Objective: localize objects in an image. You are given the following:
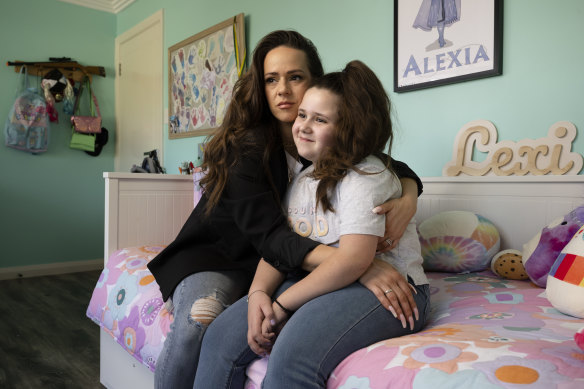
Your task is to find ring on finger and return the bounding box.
[384,288,393,295]
[385,238,393,247]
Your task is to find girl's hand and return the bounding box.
[359,258,419,331]
[373,193,417,253]
[260,300,290,340]
[255,301,290,355]
[247,291,276,356]
[272,300,290,330]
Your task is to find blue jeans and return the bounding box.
[154,270,249,389]
[194,277,431,389]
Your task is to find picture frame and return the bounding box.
[394,0,503,92]
[168,13,246,138]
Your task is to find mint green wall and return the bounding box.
[2,0,581,270]
[0,0,115,268]
[117,0,583,177]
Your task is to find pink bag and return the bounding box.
[71,78,101,134]
[71,115,101,134]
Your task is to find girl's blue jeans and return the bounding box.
[194,276,431,389]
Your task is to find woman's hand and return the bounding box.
[247,291,276,356]
[359,258,419,331]
[373,178,418,253]
[258,300,289,345]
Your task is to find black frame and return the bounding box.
[394,0,503,92]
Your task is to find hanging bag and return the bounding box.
[70,77,102,134]
[70,77,97,152]
[4,66,50,154]
[70,129,96,152]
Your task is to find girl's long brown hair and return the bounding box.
[199,30,323,215]
[310,60,394,213]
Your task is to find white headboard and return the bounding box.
[104,172,194,263]
[103,173,584,264]
[416,176,584,251]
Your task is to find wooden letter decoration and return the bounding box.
[443,120,583,176]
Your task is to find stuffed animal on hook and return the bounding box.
[41,69,69,123]
[41,69,67,102]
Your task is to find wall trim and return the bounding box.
[56,0,135,14]
[0,259,103,280]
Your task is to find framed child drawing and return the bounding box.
[168,13,246,138]
[394,0,503,92]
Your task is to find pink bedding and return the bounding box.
[87,247,584,387]
[327,272,584,389]
[87,246,172,371]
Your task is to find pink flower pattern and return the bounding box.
[88,252,584,385]
[329,271,584,388]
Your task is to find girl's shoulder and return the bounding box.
[335,155,400,211]
[341,155,399,193]
[353,155,389,174]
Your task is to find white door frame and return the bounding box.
[114,9,164,172]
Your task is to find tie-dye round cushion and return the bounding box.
[418,211,500,273]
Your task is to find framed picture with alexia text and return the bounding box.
[394,0,503,92]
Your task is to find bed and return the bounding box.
[88,173,584,389]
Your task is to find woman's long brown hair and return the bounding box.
[199,30,324,215]
[309,60,395,213]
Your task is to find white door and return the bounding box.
[114,10,163,172]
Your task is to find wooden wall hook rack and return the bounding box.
[6,60,106,82]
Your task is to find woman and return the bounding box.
[194,60,430,389]
[147,30,422,389]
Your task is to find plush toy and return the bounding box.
[491,249,528,280]
[546,225,584,318]
[41,69,68,102]
[418,211,500,273]
[522,206,584,287]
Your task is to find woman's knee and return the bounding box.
[189,294,226,327]
[176,276,242,328]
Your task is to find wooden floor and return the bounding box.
[0,270,103,388]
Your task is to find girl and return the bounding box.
[194,60,430,389]
[148,31,423,389]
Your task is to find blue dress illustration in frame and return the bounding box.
[413,0,462,48]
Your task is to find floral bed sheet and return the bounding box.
[327,272,584,389]
[87,246,171,372]
[87,248,584,387]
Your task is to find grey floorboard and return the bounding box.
[0,270,102,389]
